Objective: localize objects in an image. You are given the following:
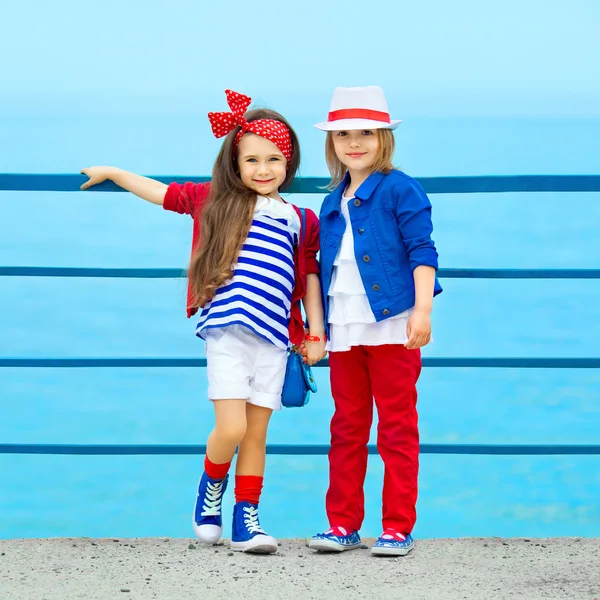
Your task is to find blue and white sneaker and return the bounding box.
[371,530,415,556]
[308,526,362,552]
[230,501,278,554]
[192,472,228,544]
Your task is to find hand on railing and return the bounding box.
[80,166,115,190]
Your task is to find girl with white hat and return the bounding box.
[308,86,442,557]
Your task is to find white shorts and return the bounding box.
[205,324,287,411]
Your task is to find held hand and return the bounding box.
[297,342,307,360]
[405,311,431,350]
[303,339,327,366]
[80,166,115,190]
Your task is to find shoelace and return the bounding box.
[200,480,225,517]
[243,506,266,534]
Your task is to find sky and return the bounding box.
[0,0,599,118]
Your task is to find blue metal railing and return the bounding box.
[2,357,600,368]
[2,173,599,456]
[1,443,599,456]
[1,266,600,279]
[2,173,600,194]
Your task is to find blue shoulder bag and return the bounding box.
[281,208,318,408]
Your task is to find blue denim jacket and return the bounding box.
[319,170,442,330]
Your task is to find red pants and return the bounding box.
[326,344,422,534]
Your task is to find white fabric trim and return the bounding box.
[327,196,413,352]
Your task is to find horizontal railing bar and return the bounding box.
[1,358,599,368]
[2,174,600,194]
[2,267,600,279]
[440,269,600,279]
[0,267,187,278]
[0,443,598,456]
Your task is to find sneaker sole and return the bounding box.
[308,539,362,552]
[370,544,414,556]
[230,535,278,554]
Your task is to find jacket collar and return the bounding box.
[321,170,386,216]
[355,170,386,200]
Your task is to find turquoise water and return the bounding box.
[1,116,600,540]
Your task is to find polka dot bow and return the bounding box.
[207,89,293,162]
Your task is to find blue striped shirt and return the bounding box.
[196,196,300,349]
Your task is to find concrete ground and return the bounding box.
[0,537,598,600]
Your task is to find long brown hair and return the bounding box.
[325,128,396,189]
[189,109,301,307]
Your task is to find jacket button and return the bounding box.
[382,309,390,316]
[353,199,361,207]
[363,255,371,263]
[357,228,364,235]
[372,284,380,292]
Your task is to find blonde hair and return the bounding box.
[325,128,396,190]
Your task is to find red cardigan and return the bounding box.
[163,182,320,347]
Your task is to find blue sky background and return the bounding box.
[1,0,599,118]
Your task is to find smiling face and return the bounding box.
[331,129,381,178]
[236,133,288,198]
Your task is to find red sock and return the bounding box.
[235,475,264,505]
[204,455,231,480]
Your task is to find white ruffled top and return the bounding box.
[327,195,412,352]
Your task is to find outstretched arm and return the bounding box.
[80,166,168,206]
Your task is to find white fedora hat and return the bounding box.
[314,86,401,131]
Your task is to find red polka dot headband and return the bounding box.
[208,90,293,162]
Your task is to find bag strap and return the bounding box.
[297,207,308,338]
[299,207,306,246]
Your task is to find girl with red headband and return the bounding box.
[81,90,326,554]
[307,86,442,557]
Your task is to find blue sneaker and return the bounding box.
[371,530,415,556]
[308,526,362,552]
[230,501,278,554]
[192,472,228,544]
